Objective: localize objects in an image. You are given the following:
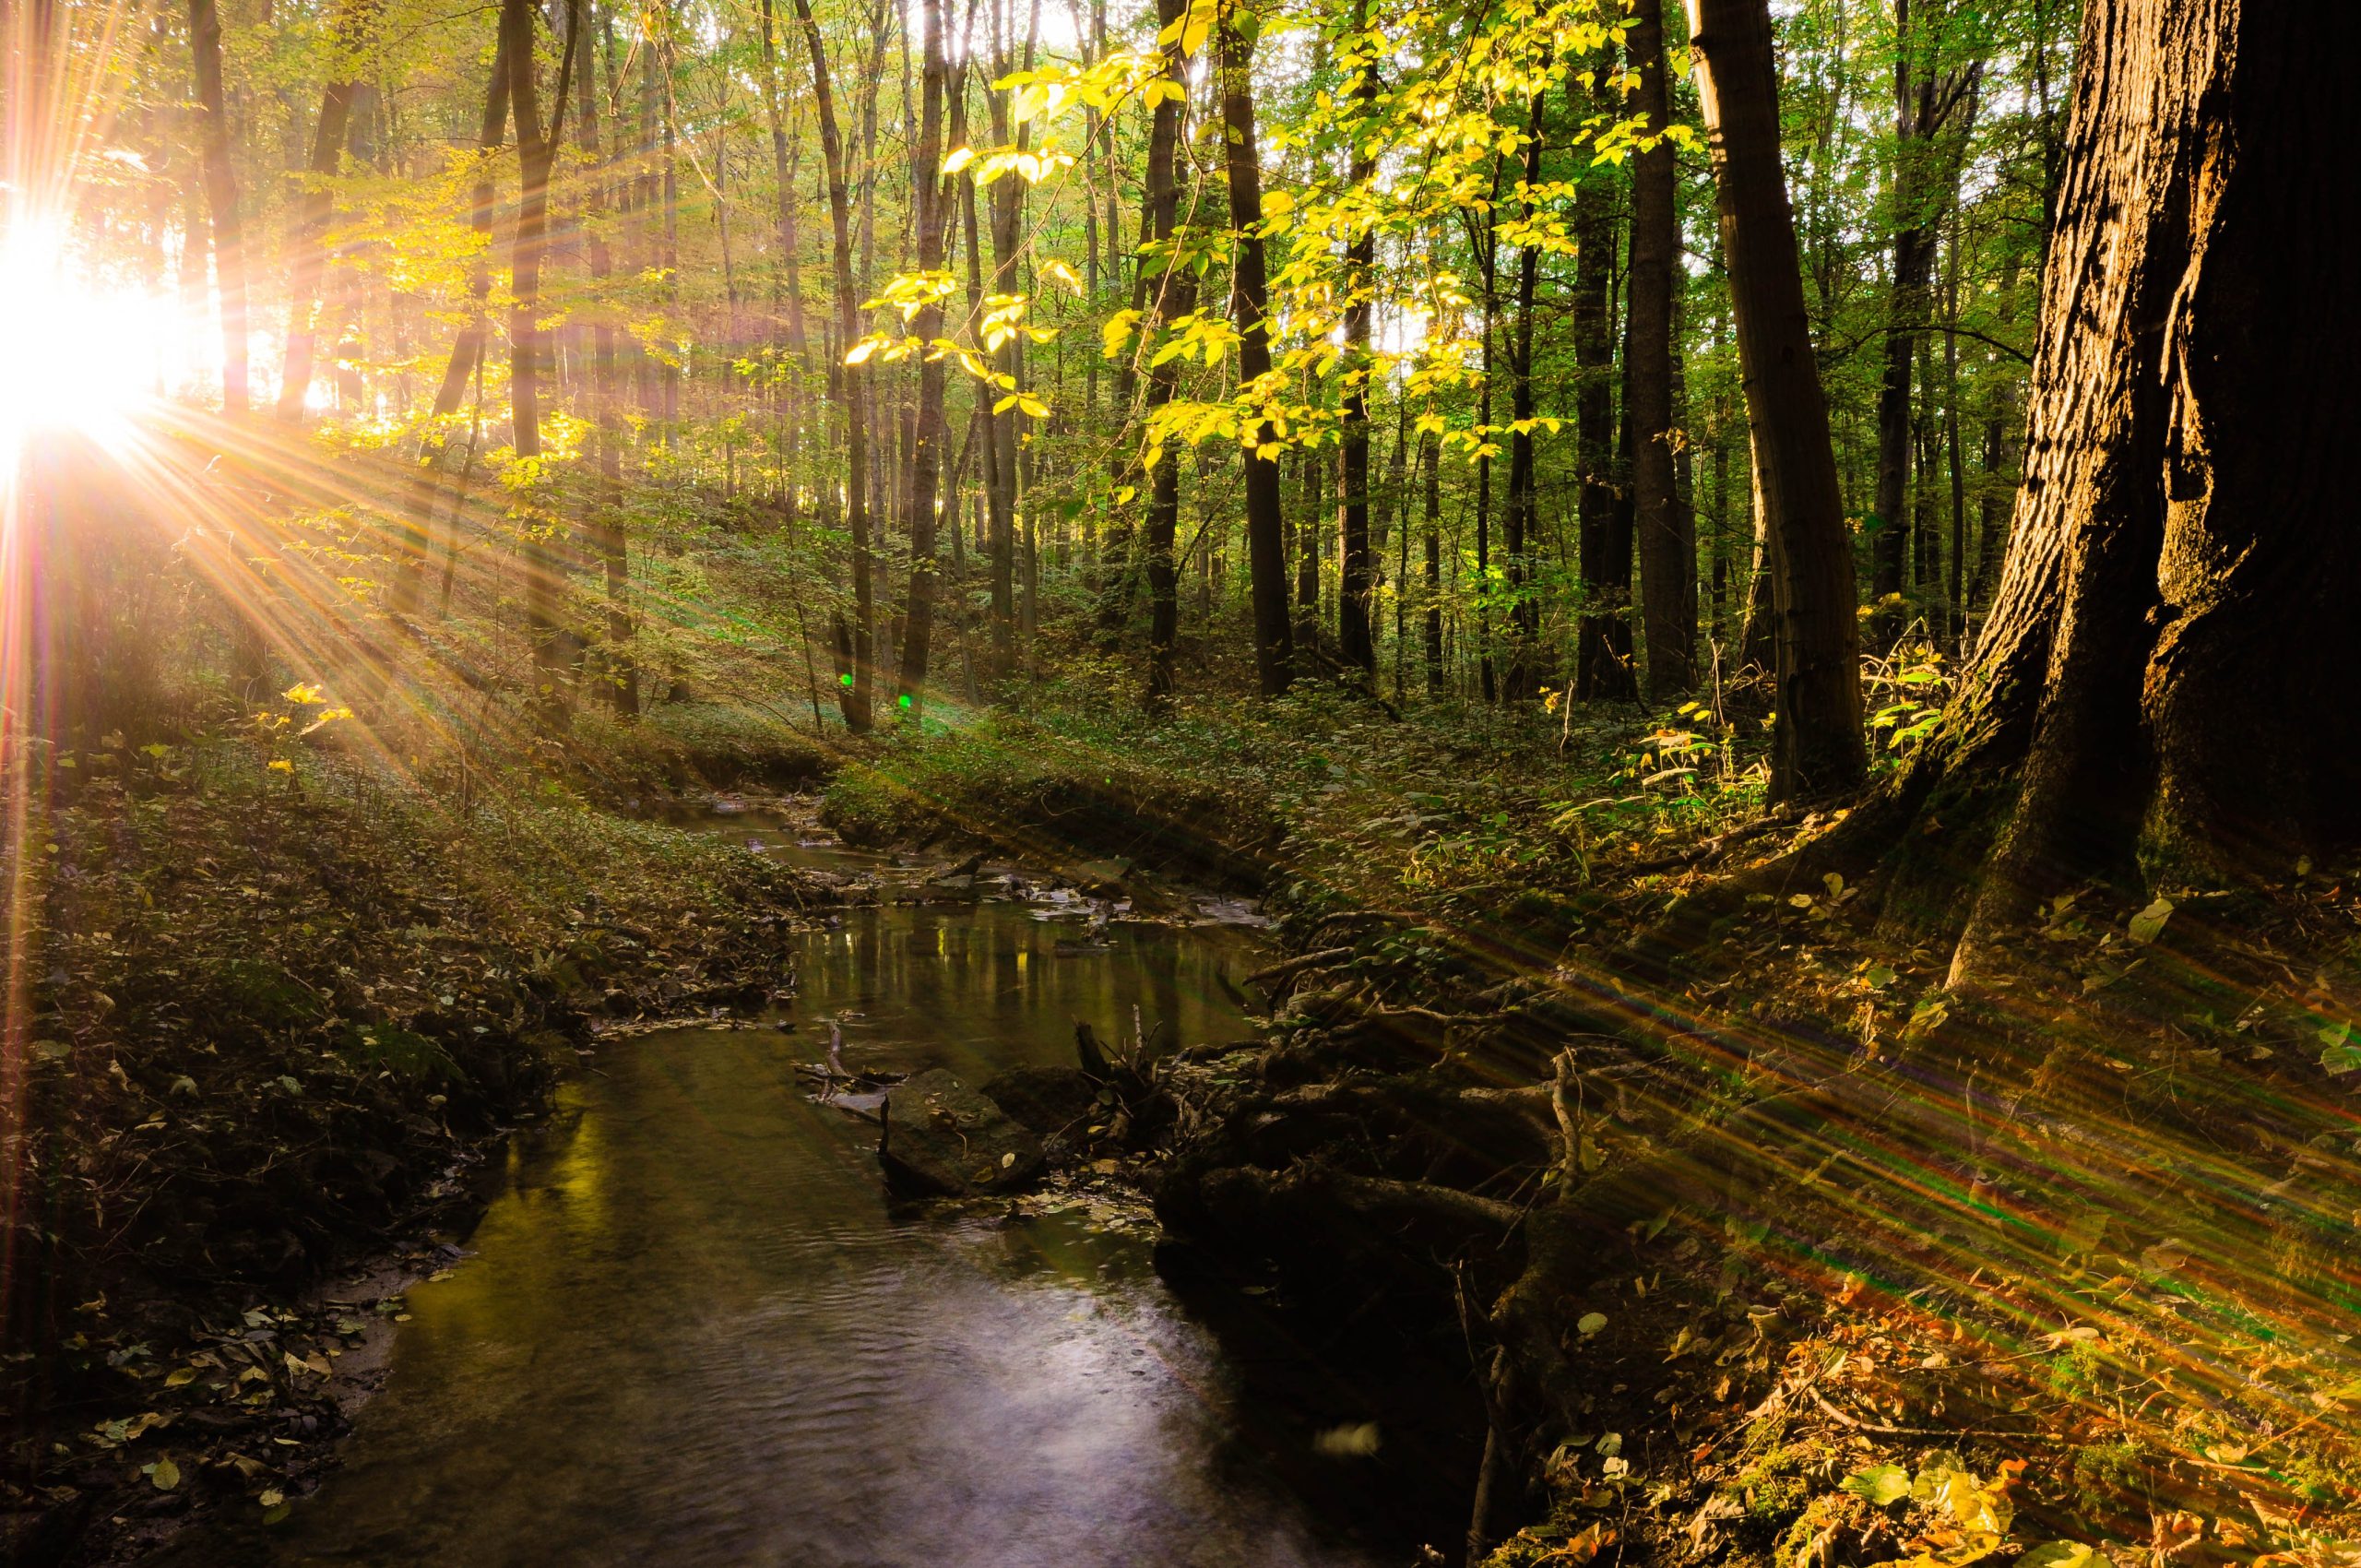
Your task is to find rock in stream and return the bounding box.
[878,1069,1046,1197]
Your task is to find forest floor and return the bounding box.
[821,671,2361,1568]
[16,474,2361,1567]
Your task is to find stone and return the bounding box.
[879,1069,1045,1196]
[979,1065,1102,1137]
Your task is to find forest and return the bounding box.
[0,0,2355,1561]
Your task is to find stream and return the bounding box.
[161,810,1468,1567]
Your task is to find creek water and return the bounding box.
[164,814,1464,1567]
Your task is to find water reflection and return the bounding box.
[160,837,1403,1568]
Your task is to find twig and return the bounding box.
[1244,945,1355,988]
[1808,1387,2064,1443]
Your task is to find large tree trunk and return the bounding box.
[186,0,248,415]
[759,0,811,528]
[1422,431,1443,694]
[1686,0,1866,800]
[1139,0,1192,705]
[1219,1,1294,696]
[1847,0,2361,979]
[1627,0,1693,698]
[794,0,874,732]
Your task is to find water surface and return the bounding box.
[169,826,1422,1567]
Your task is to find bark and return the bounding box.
[1295,451,1320,658]
[1686,0,1865,799]
[1333,0,1377,675]
[186,0,248,415]
[1627,0,1692,697]
[759,0,811,525]
[1843,0,2361,977]
[1219,2,1294,695]
[794,0,874,731]
[1139,0,1192,705]
[895,0,953,718]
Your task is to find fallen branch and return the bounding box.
[1245,945,1355,988]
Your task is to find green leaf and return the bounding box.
[148,1456,180,1491]
[1843,1463,1912,1506]
[1576,1312,1608,1336]
[2127,897,2175,944]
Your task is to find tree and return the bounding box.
[1139,0,1193,704]
[1685,0,1865,800]
[185,0,246,416]
[1572,62,1633,704]
[1219,0,1293,696]
[794,0,874,732]
[276,0,376,423]
[1626,0,1692,698]
[1834,0,2361,980]
[894,0,952,718]
[1333,0,1377,677]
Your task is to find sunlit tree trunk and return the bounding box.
[760,0,811,527]
[1845,0,2361,977]
[1219,0,1292,695]
[1687,0,1866,799]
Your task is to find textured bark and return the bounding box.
[1422,432,1443,694]
[186,0,248,415]
[1627,0,1693,697]
[759,0,810,527]
[1220,6,1293,695]
[1687,0,1865,799]
[1841,0,2361,978]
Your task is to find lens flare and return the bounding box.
[0,215,178,458]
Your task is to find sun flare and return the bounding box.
[0,216,183,457]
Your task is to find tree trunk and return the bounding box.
[1572,65,1633,703]
[1501,85,1544,703]
[1686,0,1866,800]
[575,0,633,716]
[1334,0,1377,675]
[1219,2,1294,695]
[1139,0,1192,705]
[1628,0,1692,698]
[1840,0,2361,980]
[276,0,374,422]
[505,0,579,720]
[894,0,952,719]
[395,34,508,617]
[186,0,248,415]
[794,0,874,732]
[1422,431,1443,695]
